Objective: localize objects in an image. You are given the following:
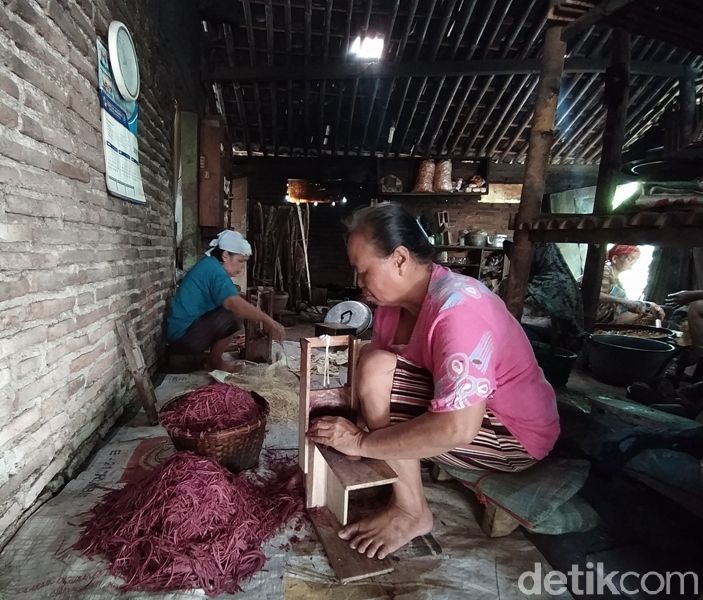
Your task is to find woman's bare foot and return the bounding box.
[338,502,433,559]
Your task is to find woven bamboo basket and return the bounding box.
[160,390,269,472]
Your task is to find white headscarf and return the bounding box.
[205,230,252,256]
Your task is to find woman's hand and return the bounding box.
[306,416,367,457]
[626,300,647,314]
[263,317,286,341]
[646,302,665,320]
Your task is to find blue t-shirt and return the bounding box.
[166,256,238,341]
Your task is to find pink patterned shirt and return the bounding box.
[371,264,559,459]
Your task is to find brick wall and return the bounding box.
[0,0,200,545]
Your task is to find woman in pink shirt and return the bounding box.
[307,203,559,561]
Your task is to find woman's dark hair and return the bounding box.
[209,247,225,262]
[345,203,435,264]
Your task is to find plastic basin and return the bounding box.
[588,334,676,387]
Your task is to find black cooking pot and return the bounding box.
[588,334,677,386]
[529,340,578,388]
[592,323,676,341]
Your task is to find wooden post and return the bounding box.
[679,68,696,149]
[581,31,631,330]
[244,287,274,362]
[504,23,566,318]
[115,320,159,425]
[180,112,200,270]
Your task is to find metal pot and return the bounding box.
[588,334,677,386]
[486,234,509,248]
[324,300,373,335]
[464,232,486,247]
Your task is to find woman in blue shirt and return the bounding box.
[166,230,285,371]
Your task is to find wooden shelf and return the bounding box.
[516,209,703,246]
[433,244,489,251]
[378,191,484,197]
[437,262,480,268]
[376,157,490,196]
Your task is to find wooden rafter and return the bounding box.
[204,0,702,162]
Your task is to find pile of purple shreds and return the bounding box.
[160,383,261,434]
[75,452,303,596]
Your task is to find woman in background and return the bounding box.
[166,230,285,371]
[596,245,664,325]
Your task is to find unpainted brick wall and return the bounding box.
[0,0,200,545]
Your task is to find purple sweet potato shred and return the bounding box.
[160,383,261,433]
[75,452,303,596]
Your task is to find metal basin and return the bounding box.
[588,334,677,386]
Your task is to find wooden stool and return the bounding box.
[431,464,520,538]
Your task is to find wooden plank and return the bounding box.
[198,118,225,227]
[306,443,328,508]
[348,338,360,414]
[480,502,521,538]
[244,287,273,362]
[325,468,348,525]
[528,227,703,247]
[305,334,354,349]
[299,338,312,472]
[308,507,394,583]
[308,387,353,421]
[561,0,635,40]
[318,445,398,491]
[229,177,248,291]
[208,57,689,82]
[115,321,158,425]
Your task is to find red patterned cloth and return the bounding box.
[607,245,640,262]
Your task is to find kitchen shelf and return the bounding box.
[376,157,490,196]
[434,244,508,292]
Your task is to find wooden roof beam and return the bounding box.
[317,0,334,156]
[208,58,695,82]
[381,0,421,157]
[368,0,401,156]
[561,0,636,41]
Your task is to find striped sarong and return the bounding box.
[390,357,537,473]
